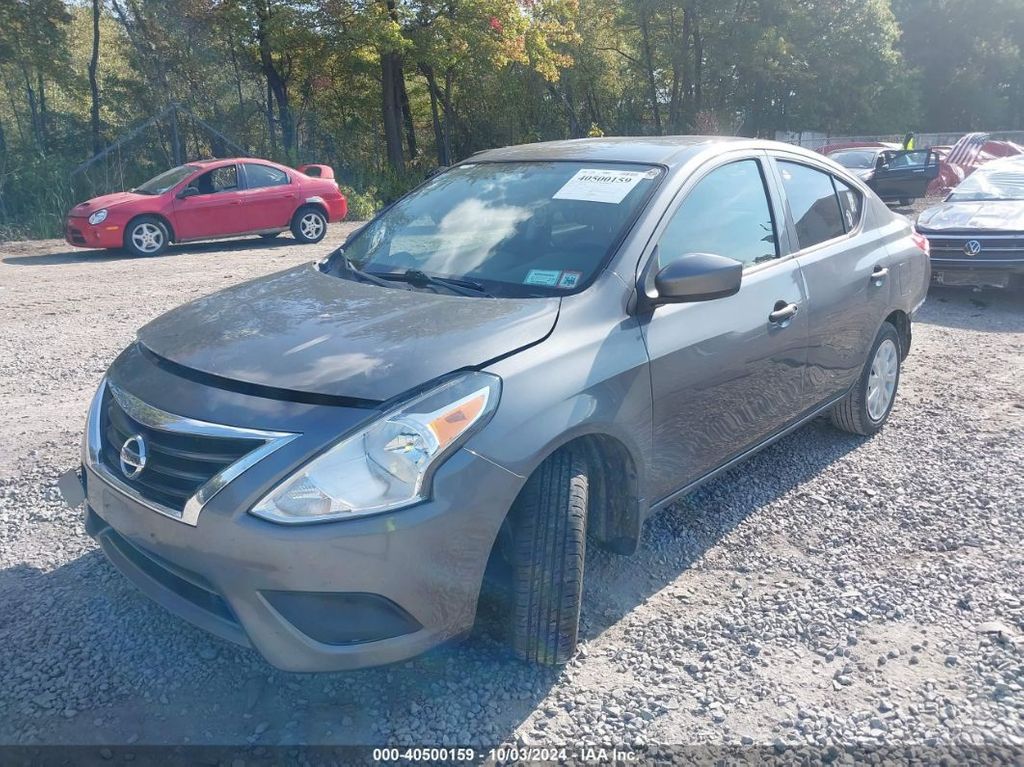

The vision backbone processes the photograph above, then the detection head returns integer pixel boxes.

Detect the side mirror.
[651,253,743,304]
[178,186,200,199]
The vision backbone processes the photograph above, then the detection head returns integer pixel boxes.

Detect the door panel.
[871,150,940,200]
[642,263,809,502]
[638,156,808,503]
[795,236,893,406]
[241,163,297,230]
[769,156,894,407]
[172,165,246,239]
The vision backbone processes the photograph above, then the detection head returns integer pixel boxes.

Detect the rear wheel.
[511,449,588,665]
[831,322,901,436]
[291,206,327,244]
[124,216,169,257]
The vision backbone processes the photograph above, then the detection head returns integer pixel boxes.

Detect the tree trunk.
[36,72,48,151]
[638,6,662,134]
[421,64,449,166]
[398,71,417,160]
[256,4,293,154]
[89,0,102,154]
[266,79,278,154]
[20,65,39,149]
[692,3,703,116]
[381,51,406,170]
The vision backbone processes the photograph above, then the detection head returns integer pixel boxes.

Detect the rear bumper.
[930,258,1024,287]
[325,196,347,223]
[65,217,123,249]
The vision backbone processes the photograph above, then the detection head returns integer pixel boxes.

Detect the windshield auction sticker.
[553,168,647,204]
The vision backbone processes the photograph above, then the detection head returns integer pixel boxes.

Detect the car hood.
[137,265,560,402]
[917,200,1024,232]
[70,191,149,216]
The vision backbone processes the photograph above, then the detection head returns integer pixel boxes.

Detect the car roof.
[469,136,762,169]
[187,157,285,169]
[974,154,1024,173]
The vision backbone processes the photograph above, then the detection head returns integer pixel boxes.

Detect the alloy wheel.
[131,223,164,254]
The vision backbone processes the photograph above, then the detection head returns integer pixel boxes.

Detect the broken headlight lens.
[250,372,501,524]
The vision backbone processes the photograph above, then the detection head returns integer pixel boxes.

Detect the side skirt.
[175,228,286,244]
[645,390,850,519]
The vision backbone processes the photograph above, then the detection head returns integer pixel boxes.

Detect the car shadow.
[0,416,864,748]
[2,236,306,267]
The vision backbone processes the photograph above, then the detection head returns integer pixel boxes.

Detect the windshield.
[328,161,663,297]
[133,165,199,195]
[948,166,1024,202]
[829,150,877,169]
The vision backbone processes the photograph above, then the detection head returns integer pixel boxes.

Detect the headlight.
[250,372,501,524]
[88,209,108,225]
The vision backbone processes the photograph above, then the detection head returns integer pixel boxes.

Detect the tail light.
[911,230,930,257]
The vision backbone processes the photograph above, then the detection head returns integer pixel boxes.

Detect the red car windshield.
[133,165,199,195]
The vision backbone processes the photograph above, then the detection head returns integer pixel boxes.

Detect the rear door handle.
[872,266,890,285]
[768,301,799,325]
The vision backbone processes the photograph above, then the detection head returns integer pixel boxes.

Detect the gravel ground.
[0,219,1022,755]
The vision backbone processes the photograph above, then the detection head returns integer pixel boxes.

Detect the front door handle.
[872,266,890,286]
[768,301,799,325]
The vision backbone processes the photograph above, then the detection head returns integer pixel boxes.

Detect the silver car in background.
[64,137,930,671]
[918,155,1024,288]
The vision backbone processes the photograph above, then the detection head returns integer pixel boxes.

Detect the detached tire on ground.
[511,449,588,665]
[123,215,170,257]
[831,321,902,436]
[291,206,327,244]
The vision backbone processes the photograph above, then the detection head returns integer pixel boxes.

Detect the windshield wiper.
[330,255,405,289]
[369,269,493,298]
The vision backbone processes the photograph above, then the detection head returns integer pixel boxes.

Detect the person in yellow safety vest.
[902,132,916,150]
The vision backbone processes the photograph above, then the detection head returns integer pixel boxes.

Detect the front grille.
[99,388,264,511]
[66,224,86,245]
[926,234,1024,261]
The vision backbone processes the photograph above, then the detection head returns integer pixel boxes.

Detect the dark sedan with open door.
[828,147,941,206]
[917,155,1024,289]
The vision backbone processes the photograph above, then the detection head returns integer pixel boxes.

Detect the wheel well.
[124,214,175,244]
[294,201,327,222]
[568,434,643,555]
[885,310,911,359]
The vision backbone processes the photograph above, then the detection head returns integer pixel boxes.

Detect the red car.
[65,158,348,256]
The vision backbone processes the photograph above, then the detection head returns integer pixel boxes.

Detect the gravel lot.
[1,220,1022,755]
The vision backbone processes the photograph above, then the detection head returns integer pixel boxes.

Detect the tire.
[124,215,170,257]
[290,206,327,244]
[511,449,588,665]
[259,232,280,240]
[831,322,902,436]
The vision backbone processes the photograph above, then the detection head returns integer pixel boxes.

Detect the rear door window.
[833,177,862,232]
[245,164,290,189]
[778,161,846,249]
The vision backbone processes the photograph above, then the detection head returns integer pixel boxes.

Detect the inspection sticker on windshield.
[553,168,647,204]
[558,271,582,289]
[524,269,562,286]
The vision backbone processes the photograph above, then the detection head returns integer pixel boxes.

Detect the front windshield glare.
[948,167,1024,201]
[333,161,662,297]
[134,165,198,195]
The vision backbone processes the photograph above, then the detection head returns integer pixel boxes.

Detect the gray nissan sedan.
[65,137,930,671]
